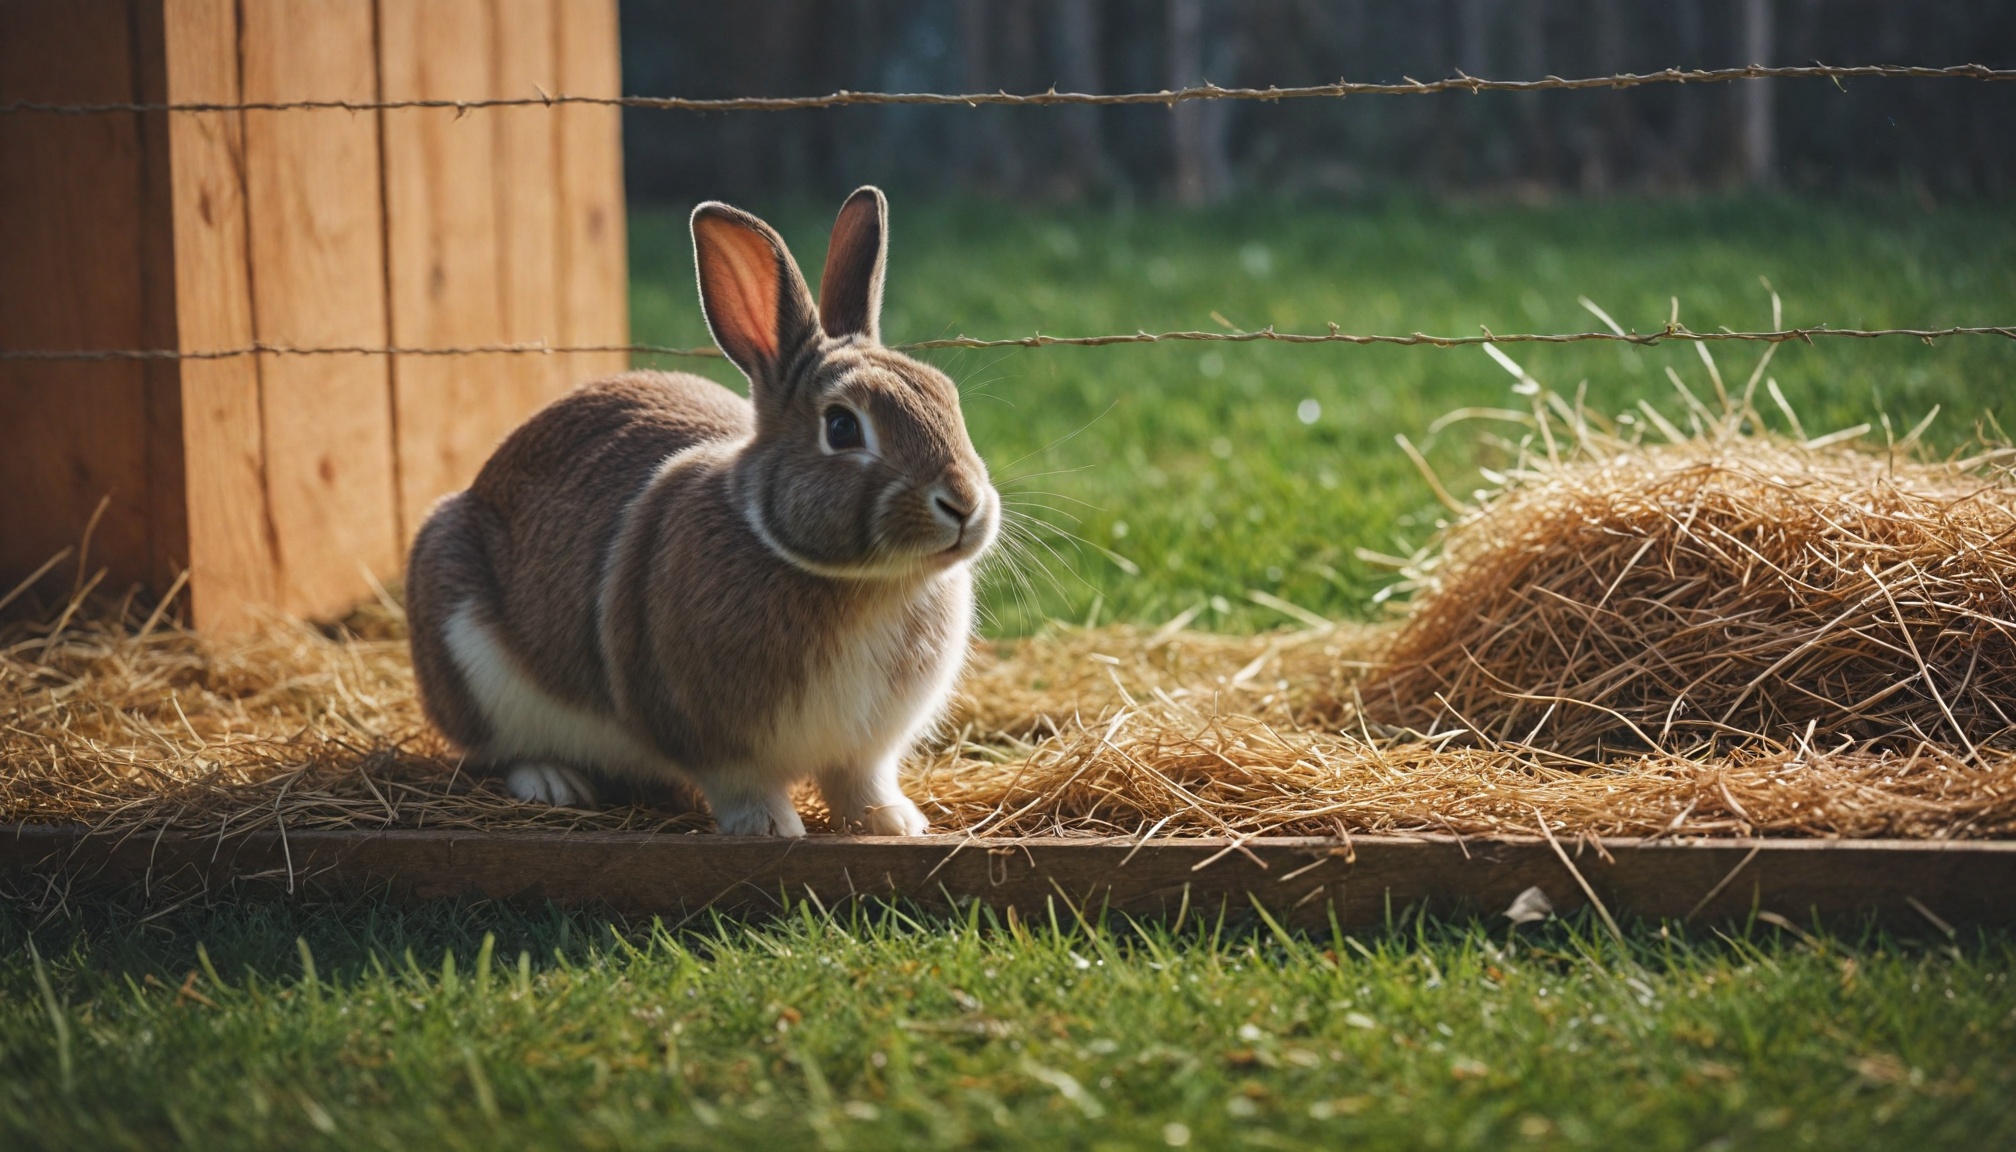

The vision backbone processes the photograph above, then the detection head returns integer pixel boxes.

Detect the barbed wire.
[909,323,2016,351]
[5,324,2013,363]
[2,63,2009,117]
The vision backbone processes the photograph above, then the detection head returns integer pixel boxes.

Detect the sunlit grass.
[5,896,2014,1149]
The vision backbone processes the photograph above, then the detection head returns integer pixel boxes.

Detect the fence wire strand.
[5,324,2013,363]
[6,59,2012,366]
[2,63,2010,117]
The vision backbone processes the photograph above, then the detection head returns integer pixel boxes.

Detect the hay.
[6,581,2015,844]
[0,604,704,836]
[1360,409,2016,761]
[918,698,2016,841]
[5,385,2016,844]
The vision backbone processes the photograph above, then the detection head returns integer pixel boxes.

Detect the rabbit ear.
[818,187,889,343]
[691,203,819,387]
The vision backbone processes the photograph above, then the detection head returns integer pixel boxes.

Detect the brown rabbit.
[404,188,997,836]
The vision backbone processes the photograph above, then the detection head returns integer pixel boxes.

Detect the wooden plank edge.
[4,825,2010,932]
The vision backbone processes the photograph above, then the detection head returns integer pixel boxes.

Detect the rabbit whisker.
[993,400,1120,474]
[1000,494,1103,521]
[997,464,1099,488]
[998,510,1098,598]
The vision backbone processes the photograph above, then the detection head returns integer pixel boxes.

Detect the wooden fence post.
[0,0,628,630]
[0,1,185,610]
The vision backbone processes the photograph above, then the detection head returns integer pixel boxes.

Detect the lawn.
[4,898,2013,1150]
[6,194,2016,1149]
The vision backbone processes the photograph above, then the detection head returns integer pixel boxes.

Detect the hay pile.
[1360,417,2016,760]
[5,385,2016,843]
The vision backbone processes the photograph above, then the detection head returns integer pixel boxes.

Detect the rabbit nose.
[930,486,973,527]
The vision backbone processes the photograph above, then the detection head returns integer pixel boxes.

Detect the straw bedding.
[5,401,2015,844]
[1359,431,2016,760]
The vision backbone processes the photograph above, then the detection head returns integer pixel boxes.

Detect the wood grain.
[239,0,400,619]
[555,0,629,384]
[0,0,175,601]
[3,0,631,625]
[163,0,277,630]
[133,3,193,598]
[5,827,2010,933]
[379,0,509,540]
[491,0,571,426]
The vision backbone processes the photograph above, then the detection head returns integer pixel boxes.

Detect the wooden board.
[555,0,629,384]
[239,0,401,617]
[131,3,193,599]
[379,0,587,541]
[0,0,181,599]
[491,0,572,433]
[163,0,277,630]
[379,0,508,540]
[6,826,2010,933]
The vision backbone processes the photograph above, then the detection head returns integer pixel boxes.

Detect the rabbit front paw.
[819,767,930,836]
[708,787,808,837]
[847,796,930,837]
[503,763,599,807]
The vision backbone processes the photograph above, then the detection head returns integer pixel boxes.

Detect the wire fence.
[2,62,2010,117]
[5,324,2015,363]
[4,62,2012,364]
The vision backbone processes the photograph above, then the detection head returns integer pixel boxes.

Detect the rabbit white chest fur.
[751,573,972,779]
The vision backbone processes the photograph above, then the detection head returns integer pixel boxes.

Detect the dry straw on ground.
[1360,411,2016,762]
[5,362,2015,844]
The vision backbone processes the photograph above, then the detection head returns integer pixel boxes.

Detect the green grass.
[5,898,2015,1150]
[7,195,2016,1147]
[632,194,2016,634]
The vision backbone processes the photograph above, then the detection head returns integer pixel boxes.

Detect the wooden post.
[0,1,185,605]
[240,0,403,619]
[381,0,507,541]
[556,0,630,384]
[0,0,628,629]
[493,0,572,450]
[164,0,278,623]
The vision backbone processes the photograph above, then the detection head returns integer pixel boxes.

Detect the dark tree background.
[619,0,2016,205]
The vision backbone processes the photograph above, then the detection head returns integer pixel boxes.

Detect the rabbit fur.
[404,188,997,836]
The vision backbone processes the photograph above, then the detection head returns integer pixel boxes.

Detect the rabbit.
[403,187,997,836]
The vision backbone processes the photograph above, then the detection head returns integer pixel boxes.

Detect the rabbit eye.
[823,406,866,451]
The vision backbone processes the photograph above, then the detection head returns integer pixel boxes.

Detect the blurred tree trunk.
[1168,0,1231,204]
[1055,0,1109,196]
[1457,0,1490,78]
[1453,0,1496,185]
[1667,0,1702,188]
[958,0,1024,193]
[717,0,779,194]
[1580,0,1624,194]
[850,0,892,188]
[1740,0,1776,186]
[999,0,1037,192]
[1512,0,1550,187]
